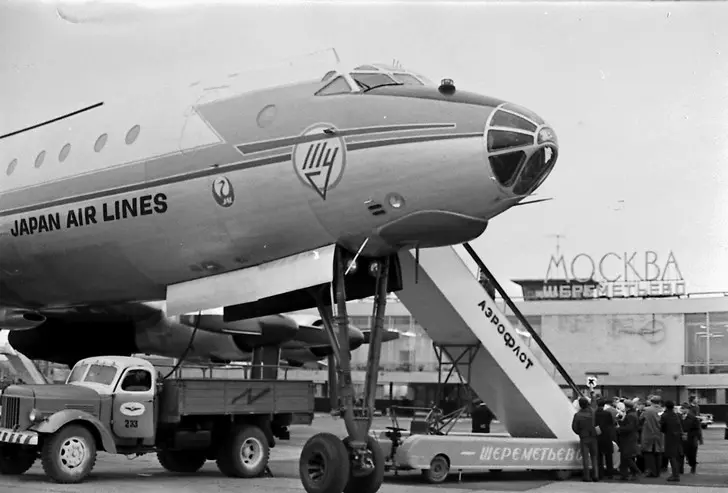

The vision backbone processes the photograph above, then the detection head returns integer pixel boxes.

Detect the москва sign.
[543,251,686,298]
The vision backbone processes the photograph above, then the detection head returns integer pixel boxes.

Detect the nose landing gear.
[299,247,390,493]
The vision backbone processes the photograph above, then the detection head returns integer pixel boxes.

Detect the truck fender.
[32,409,117,454]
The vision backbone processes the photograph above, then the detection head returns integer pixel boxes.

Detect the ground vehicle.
[0,356,314,483]
[699,413,714,429]
[373,405,618,483]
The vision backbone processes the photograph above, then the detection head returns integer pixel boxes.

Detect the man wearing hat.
[640,396,664,477]
[572,397,600,482]
[471,399,495,434]
[680,401,702,474]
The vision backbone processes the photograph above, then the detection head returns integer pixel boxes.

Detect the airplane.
[4,307,399,368]
[0,30,559,493]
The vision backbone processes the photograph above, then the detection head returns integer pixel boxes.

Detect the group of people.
[572,394,703,482]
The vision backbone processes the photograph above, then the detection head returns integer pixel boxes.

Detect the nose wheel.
[299,246,391,493]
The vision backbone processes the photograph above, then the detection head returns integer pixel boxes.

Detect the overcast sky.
[2,0,727,297]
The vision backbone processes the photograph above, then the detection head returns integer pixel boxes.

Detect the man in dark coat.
[617,401,642,480]
[660,400,683,482]
[595,398,617,478]
[471,400,495,433]
[680,402,702,474]
[572,397,600,482]
[640,396,664,477]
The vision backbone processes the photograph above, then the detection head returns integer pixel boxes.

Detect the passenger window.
[316,76,352,96]
[121,369,152,392]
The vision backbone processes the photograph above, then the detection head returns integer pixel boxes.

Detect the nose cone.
[485,102,558,196]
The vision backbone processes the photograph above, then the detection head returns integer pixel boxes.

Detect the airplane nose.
[485,103,558,196]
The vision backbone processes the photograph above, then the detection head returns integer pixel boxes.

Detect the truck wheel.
[216,424,270,478]
[300,432,350,493]
[422,454,449,484]
[157,450,207,473]
[0,445,36,475]
[40,424,97,484]
[343,435,385,493]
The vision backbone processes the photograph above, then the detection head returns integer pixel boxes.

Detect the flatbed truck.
[0,355,314,483]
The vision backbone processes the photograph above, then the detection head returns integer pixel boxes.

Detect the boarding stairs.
[396,244,579,439]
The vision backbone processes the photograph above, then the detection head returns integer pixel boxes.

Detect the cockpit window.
[350,73,397,91]
[489,151,527,187]
[83,364,118,385]
[321,70,337,82]
[487,130,534,152]
[513,146,557,195]
[491,110,537,132]
[501,103,544,125]
[392,73,424,85]
[316,76,353,96]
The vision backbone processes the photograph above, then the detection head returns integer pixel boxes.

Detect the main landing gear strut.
[299,247,389,493]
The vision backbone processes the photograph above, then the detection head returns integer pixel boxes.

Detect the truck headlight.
[29,409,42,422]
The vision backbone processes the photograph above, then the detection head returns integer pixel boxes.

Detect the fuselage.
[0,64,558,310]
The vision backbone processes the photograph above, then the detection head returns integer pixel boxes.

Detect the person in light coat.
[618,401,642,480]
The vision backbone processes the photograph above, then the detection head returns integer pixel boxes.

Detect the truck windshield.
[83,364,118,386]
[67,363,89,383]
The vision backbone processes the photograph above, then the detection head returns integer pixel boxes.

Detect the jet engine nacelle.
[7,312,299,367]
[0,309,47,330]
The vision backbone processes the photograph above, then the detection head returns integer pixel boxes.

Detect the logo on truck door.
[120,402,146,417]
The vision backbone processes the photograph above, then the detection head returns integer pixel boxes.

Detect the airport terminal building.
[295,279,728,414]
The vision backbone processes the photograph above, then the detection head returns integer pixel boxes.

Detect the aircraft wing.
[290,323,329,347]
[13,301,166,326]
[363,329,400,344]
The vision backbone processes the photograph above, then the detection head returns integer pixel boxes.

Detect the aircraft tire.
[40,424,97,484]
[0,444,36,475]
[343,435,385,493]
[422,454,450,484]
[216,424,270,478]
[157,450,206,473]
[299,432,350,493]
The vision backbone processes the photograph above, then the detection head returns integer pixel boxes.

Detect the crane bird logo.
[212,176,235,207]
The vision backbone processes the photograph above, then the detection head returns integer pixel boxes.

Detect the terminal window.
[685,312,728,374]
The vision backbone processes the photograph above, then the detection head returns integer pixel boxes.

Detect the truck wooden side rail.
[159,378,314,421]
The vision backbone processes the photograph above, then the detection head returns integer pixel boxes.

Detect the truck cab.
[65,356,157,444]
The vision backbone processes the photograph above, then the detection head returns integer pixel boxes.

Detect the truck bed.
[158,378,315,422]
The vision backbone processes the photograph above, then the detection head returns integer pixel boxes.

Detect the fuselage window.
[34,150,46,169]
[59,143,71,162]
[6,158,17,176]
[315,76,353,96]
[125,125,141,145]
[94,133,108,152]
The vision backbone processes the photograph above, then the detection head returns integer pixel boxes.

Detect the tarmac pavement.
[1,415,727,492]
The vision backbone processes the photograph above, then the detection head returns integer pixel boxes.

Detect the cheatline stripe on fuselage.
[0,131,482,217]
[236,122,457,155]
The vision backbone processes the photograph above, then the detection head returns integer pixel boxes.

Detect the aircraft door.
[112,368,155,439]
